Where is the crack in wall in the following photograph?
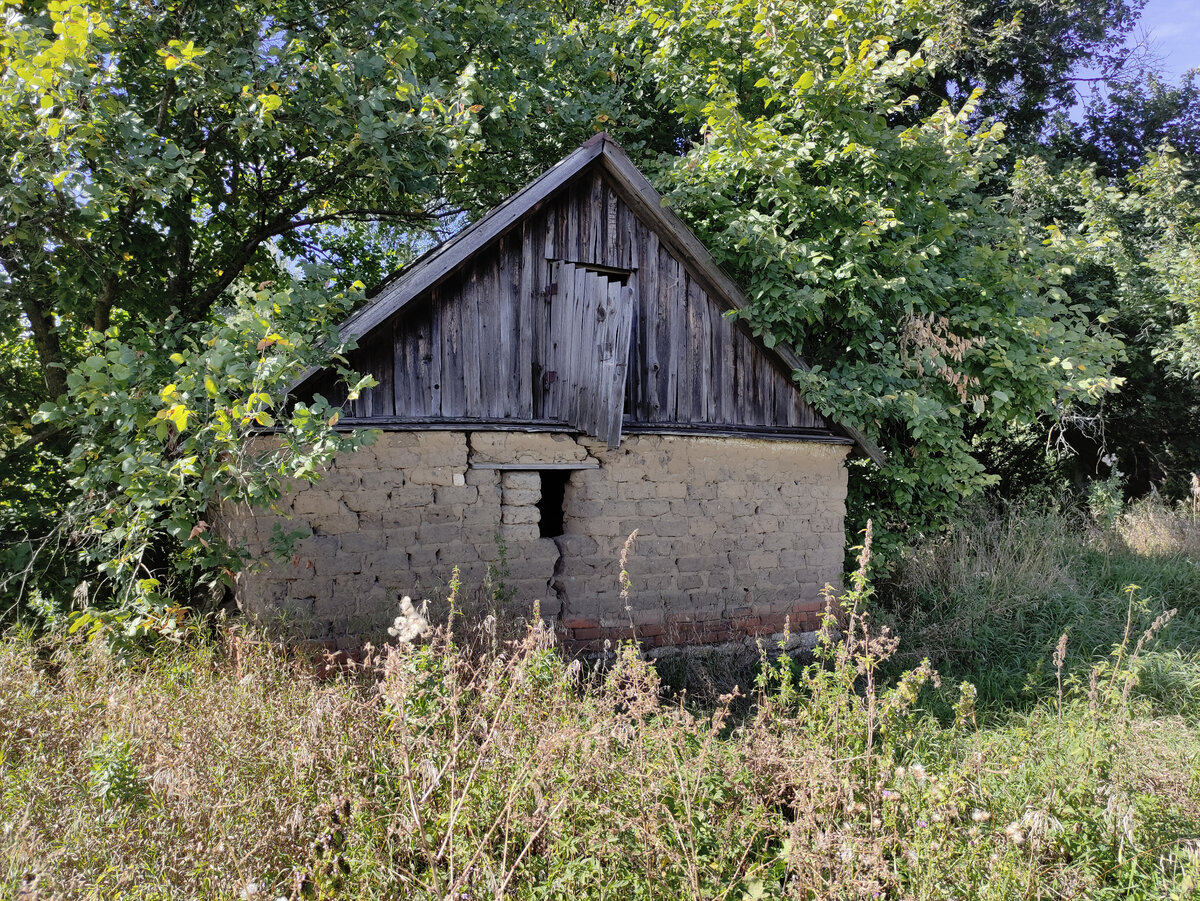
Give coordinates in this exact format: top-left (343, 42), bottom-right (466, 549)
top-left (550, 536), bottom-right (568, 625)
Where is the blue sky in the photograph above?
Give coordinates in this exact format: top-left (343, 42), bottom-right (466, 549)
top-left (1139, 0), bottom-right (1200, 80)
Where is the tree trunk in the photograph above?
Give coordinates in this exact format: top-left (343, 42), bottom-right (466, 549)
top-left (20, 294), bottom-right (68, 399)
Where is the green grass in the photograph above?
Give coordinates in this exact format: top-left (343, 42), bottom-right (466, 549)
top-left (878, 497), bottom-right (1200, 712)
top-left (1, 500), bottom-right (1199, 900)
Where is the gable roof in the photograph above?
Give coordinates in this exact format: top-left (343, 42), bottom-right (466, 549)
top-left (295, 133), bottom-right (883, 465)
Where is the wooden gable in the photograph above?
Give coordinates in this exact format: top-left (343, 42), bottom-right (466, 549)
top-left (294, 135), bottom-right (880, 459)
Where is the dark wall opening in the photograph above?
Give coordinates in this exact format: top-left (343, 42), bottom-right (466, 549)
top-left (537, 471), bottom-right (571, 538)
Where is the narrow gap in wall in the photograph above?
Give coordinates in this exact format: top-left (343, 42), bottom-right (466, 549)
top-left (537, 470), bottom-right (570, 538)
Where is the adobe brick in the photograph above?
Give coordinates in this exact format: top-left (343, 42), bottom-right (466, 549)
top-left (554, 534), bottom-right (598, 557)
top-left (500, 505), bottom-right (540, 525)
top-left (389, 487), bottom-right (436, 508)
top-left (655, 481), bottom-right (688, 499)
top-left (293, 492), bottom-right (346, 517)
top-left (748, 551), bottom-right (779, 570)
top-left (434, 486), bottom-right (480, 506)
top-left (339, 531), bottom-right (385, 554)
top-left (500, 470), bottom-right (540, 491)
top-left (500, 523), bottom-right (539, 542)
top-left (418, 522), bottom-right (462, 543)
top-left (502, 487), bottom-right (540, 506)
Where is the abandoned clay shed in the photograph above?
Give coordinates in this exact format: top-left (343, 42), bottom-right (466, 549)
top-left (228, 134), bottom-right (881, 652)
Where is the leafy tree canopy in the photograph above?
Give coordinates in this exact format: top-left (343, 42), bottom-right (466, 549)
top-left (615, 0), bottom-right (1125, 538)
top-left (0, 0), bottom-right (595, 631)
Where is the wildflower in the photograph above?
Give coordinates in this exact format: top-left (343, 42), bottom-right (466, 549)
top-left (894, 766), bottom-right (906, 779)
top-left (1004, 821), bottom-right (1025, 845)
top-left (388, 595), bottom-right (430, 644)
top-left (910, 763), bottom-right (927, 782)
top-left (971, 809), bottom-right (990, 824)
top-left (882, 790), bottom-right (900, 801)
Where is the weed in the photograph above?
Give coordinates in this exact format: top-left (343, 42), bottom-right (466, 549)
top-left (85, 734), bottom-right (146, 811)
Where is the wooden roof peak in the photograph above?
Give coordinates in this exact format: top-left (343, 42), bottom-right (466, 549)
top-left (295, 134), bottom-right (884, 465)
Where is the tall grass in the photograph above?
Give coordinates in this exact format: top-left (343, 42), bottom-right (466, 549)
top-left (3, 511), bottom-right (1199, 900)
top-left (879, 496), bottom-right (1200, 710)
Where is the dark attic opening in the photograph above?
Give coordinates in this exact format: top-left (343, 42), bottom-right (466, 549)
top-left (537, 470), bottom-right (570, 538)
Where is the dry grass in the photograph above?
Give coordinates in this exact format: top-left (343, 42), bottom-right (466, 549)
top-left (3, 547), bottom-right (1200, 899)
top-left (1116, 497), bottom-right (1200, 558)
top-left (3, 512), bottom-right (1200, 899)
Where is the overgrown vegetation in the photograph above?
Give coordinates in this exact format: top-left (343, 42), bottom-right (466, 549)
top-left (3, 499), bottom-right (1198, 899)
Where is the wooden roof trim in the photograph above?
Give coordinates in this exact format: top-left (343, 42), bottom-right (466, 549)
top-left (338, 137), bottom-right (607, 342)
top-left (287, 137), bottom-right (607, 392)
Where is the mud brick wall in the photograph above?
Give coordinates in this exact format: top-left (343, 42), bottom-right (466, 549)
top-left (224, 431), bottom-right (850, 650)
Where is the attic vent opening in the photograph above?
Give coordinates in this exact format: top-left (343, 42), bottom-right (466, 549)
top-left (574, 262), bottom-right (632, 285)
top-left (537, 471), bottom-right (570, 538)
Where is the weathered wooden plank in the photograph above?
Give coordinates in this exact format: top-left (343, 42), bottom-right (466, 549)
top-left (543, 202), bottom-right (556, 261)
top-left (700, 289), bottom-right (718, 422)
top-left (393, 313), bottom-right (412, 417)
top-left (787, 379), bottom-right (806, 428)
top-left (462, 267), bottom-right (484, 415)
top-left (515, 220), bottom-right (534, 418)
top-left (483, 257), bottom-right (504, 417)
top-left (624, 267), bottom-right (642, 419)
top-left (440, 278), bottom-right (465, 417)
top-left (640, 228), bottom-right (660, 420)
top-left (658, 243), bottom-right (680, 420)
top-left (390, 317), bottom-right (413, 417)
top-left (425, 293), bottom-right (443, 417)
top-left (743, 336), bottom-right (763, 425)
top-left (569, 262), bottom-right (591, 425)
top-left (531, 222), bottom-right (549, 419)
top-left (605, 181), bottom-right (620, 268)
top-left (379, 326), bottom-right (398, 417)
top-left (673, 263), bottom-right (692, 421)
top-left (761, 353), bottom-right (777, 427)
top-left (625, 199), bottom-right (638, 270)
top-left (772, 356), bottom-right (792, 426)
top-left (729, 327), bottom-right (743, 425)
top-left (572, 267), bottom-right (593, 430)
top-left (360, 330), bottom-right (392, 417)
top-left (355, 331), bottom-right (389, 417)
top-left (717, 312), bottom-right (735, 424)
top-left (566, 183), bottom-right (580, 261)
top-left (601, 281), bottom-right (634, 446)
top-left (686, 275), bottom-right (709, 421)
top-left (588, 171), bottom-right (604, 263)
top-left (542, 260), bottom-right (565, 421)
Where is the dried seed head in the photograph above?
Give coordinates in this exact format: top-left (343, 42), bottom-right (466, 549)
top-left (1053, 632), bottom-right (1068, 671)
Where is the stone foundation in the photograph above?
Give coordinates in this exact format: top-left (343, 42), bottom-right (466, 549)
top-left (223, 431), bottom-right (850, 651)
